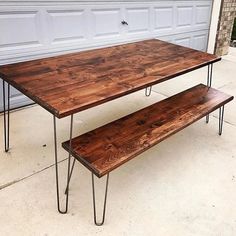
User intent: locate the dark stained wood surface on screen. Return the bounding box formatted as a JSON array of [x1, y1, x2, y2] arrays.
[[62, 84, 234, 178], [0, 39, 220, 118]]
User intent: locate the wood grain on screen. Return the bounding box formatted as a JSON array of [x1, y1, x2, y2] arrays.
[[62, 84, 233, 178], [0, 39, 220, 118]]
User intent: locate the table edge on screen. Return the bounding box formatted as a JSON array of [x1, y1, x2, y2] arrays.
[[0, 57, 221, 119]]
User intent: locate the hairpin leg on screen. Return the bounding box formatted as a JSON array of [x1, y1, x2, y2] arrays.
[[64, 157, 76, 194], [207, 63, 213, 87], [92, 173, 109, 226], [219, 106, 225, 136], [206, 114, 210, 124], [206, 64, 213, 123], [53, 114, 74, 214], [2, 81, 10, 152], [145, 86, 152, 97]]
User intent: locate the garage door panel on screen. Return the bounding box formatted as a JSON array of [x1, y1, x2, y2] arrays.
[[192, 32, 208, 51], [0, 81, 32, 111], [125, 7, 151, 35], [156, 35, 174, 43], [0, 10, 43, 51], [195, 4, 211, 27], [175, 36, 192, 47], [91, 7, 122, 39], [153, 6, 174, 33], [154, 1, 212, 36], [176, 5, 194, 29], [47, 9, 88, 45], [173, 30, 209, 50]]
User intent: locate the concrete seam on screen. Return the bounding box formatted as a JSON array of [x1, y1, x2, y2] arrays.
[[0, 158, 67, 191]]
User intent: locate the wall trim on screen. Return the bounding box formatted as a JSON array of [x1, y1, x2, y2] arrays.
[[207, 0, 222, 53]]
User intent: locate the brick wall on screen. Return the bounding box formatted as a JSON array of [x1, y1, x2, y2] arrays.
[[215, 0, 236, 56]]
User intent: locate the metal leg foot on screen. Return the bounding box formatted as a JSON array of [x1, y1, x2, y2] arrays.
[[219, 106, 225, 136], [206, 114, 209, 124], [2, 81, 10, 152], [145, 86, 152, 97], [92, 173, 109, 226], [53, 115, 74, 214]]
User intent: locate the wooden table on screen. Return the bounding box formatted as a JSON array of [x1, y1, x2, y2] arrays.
[[0, 39, 220, 215], [0, 39, 219, 118]]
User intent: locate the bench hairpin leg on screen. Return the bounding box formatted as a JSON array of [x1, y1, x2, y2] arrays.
[[2, 80, 10, 152], [206, 64, 213, 123], [53, 114, 74, 214], [219, 105, 225, 136], [145, 86, 152, 97], [206, 115, 210, 124], [207, 63, 213, 87], [92, 173, 109, 226], [64, 157, 76, 194]]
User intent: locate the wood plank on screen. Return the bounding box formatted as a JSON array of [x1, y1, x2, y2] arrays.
[[62, 84, 234, 178], [0, 39, 220, 118]]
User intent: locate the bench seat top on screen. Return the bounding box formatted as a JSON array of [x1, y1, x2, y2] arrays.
[[62, 84, 233, 177]]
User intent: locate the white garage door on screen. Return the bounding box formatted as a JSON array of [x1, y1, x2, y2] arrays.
[[0, 0, 213, 111]]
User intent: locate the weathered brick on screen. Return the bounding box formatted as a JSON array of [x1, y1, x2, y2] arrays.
[[215, 0, 236, 56]]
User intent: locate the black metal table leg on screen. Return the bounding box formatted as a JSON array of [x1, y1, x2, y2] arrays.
[[2, 80, 10, 152], [92, 173, 110, 226], [53, 114, 74, 214], [219, 105, 225, 136], [206, 64, 213, 124], [64, 157, 76, 194], [207, 63, 213, 87]]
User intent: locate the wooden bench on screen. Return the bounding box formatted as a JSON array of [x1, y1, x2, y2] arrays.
[[62, 84, 233, 177], [62, 84, 233, 225]]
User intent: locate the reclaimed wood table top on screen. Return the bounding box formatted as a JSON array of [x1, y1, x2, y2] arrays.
[[0, 39, 220, 118]]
